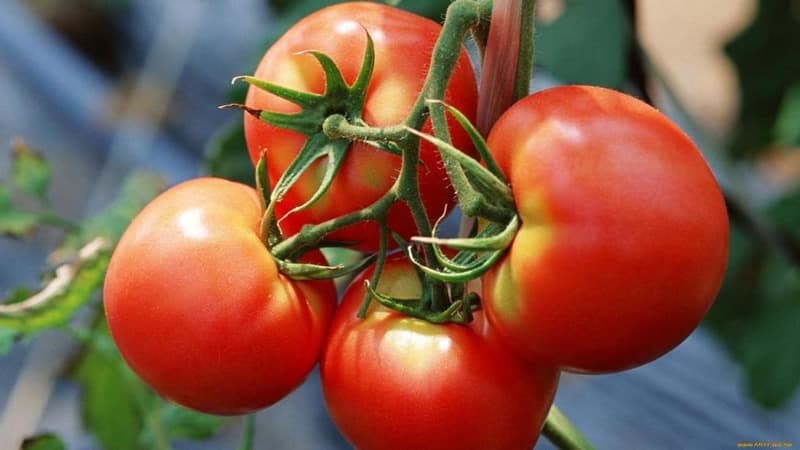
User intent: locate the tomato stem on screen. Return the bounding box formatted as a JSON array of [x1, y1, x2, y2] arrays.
[[237, 415, 255, 450], [542, 405, 596, 450]]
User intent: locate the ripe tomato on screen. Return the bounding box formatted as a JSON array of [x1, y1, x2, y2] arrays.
[[103, 178, 335, 414], [244, 2, 477, 251], [321, 256, 559, 450], [482, 85, 729, 373]]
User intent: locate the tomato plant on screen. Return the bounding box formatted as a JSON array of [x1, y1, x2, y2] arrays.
[[321, 255, 559, 450], [103, 177, 336, 414], [481, 85, 729, 373], [243, 2, 477, 251]]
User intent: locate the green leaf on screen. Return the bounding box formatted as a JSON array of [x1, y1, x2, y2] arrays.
[[768, 189, 800, 242], [12, 141, 51, 200], [73, 323, 146, 450], [158, 404, 224, 440], [0, 326, 16, 355], [21, 433, 66, 450], [774, 82, 800, 146], [742, 255, 800, 407], [725, 0, 800, 158], [0, 242, 110, 335], [388, 0, 451, 20], [0, 184, 41, 236], [535, 0, 630, 88], [203, 118, 254, 186], [706, 191, 800, 408], [0, 171, 163, 340]]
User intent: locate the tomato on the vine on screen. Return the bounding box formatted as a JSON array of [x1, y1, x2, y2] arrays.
[[244, 2, 477, 251], [103, 178, 335, 414], [321, 256, 559, 450], [482, 85, 729, 373]]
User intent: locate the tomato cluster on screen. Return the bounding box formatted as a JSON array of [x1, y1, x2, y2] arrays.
[[102, 2, 728, 448]]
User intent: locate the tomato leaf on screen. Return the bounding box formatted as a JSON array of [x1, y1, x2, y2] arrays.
[[383, 0, 451, 20], [0, 184, 41, 237], [535, 0, 630, 88], [724, 0, 800, 158], [73, 321, 227, 450], [0, 326, 16, 355], [157, 404, 225, 440], [0, 172, 163, 353], [0, 241, 110, 336], [774, 82, 800, 147], [742, 254, 800, 407], [72, 324, 146, 450], [12, 140, 51, 201], [203, 118, 254, 186], [707, 192, 800, 408], [21, 433, 66, 450]]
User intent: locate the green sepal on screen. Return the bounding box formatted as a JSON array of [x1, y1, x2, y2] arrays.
[[232, 75, 322, 109], [255, 154, 283, 248], [426, 99, 506, 182], [408, 216, 519, 283], [227, 30, 377, 219], [404, 126, 515, 221], [408, 244, 505, 283], [364, 280, 475, 324], [413, 214, 519, 251], [271, 135, 350, 217], [277, 252, 376, 281]]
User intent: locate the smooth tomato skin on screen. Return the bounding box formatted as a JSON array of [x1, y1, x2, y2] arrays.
[[321, 256, 559, 450], [483, 85, 729, 373], [103, 178, 335, 414], [244, 2, 477, 251]]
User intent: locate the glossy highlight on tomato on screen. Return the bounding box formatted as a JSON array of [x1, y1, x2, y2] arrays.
[[321, 256, 559, 450], [483, 85, 729, 373], [103, 178, 336, 414], [244, 2, 478, 251]]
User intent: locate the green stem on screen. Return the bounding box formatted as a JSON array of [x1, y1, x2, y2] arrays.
[[542, 405, 596, 450], [358, 221, 389, 318], [514, 0, 536, 102], [407, 0, 490, 130], [270, 192, 396, 259], [323, 114, 406, 142], [238, 415, 255, 450]]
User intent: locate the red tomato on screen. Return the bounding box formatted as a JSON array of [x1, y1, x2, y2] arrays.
[[244, 2, 477, 251], [321, 256, 559, 450], [103, 178, 335, 414], [482, 85, 729, 373]]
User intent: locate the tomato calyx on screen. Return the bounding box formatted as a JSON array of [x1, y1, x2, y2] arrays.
[[222, 30, 391, 224]]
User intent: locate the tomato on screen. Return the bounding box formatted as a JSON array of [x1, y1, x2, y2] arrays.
[[321, 256, 559, 450], [103, 178, 336, 414], [482, 85, 729, 373], [244, 2, 477, 251]]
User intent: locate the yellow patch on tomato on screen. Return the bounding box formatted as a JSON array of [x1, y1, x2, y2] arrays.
[[491, 224, 553, 325], [382, 318, 454, 376], [365, 76, 413, 125]]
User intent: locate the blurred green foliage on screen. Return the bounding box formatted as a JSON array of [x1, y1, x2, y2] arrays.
[[21, 434, 66, 450], [725, 0, 800, 158], [535, 0, 629, 88]]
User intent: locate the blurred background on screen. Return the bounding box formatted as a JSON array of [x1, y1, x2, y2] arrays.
[[1, 0, 799, 448]]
